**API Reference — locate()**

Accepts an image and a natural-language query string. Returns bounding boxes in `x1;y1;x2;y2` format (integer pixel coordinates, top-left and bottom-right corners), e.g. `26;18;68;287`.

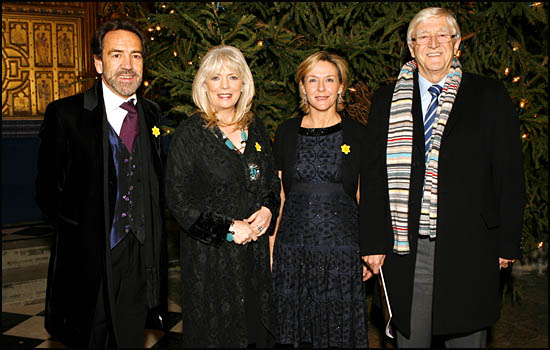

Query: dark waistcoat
108;125;146;248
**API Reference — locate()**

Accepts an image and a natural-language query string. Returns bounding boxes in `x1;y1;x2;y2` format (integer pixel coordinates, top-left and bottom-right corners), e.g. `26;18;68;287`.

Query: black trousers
89;232;148;348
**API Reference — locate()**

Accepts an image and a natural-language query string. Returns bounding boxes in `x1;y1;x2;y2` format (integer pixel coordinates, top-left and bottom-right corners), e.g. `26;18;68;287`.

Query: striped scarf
386;58;462;254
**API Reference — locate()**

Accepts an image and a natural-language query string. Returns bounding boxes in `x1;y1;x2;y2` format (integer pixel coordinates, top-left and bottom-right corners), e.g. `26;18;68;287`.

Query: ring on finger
257;225;264;232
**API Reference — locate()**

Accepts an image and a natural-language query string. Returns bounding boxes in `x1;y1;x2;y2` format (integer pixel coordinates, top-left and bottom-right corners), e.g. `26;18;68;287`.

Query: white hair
407;7;461;45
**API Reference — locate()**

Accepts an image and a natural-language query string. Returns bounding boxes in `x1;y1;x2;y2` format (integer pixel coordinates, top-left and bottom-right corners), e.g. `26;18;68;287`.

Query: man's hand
499;257;517;269
362;254;386;281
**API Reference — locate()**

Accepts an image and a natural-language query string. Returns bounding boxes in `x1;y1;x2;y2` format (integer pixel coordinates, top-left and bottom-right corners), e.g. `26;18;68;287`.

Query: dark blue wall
2;137;43;225
1;119;172;226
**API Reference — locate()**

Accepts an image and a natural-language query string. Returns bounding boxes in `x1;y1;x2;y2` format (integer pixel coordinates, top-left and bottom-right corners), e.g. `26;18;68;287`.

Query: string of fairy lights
140;2;546;252
454;2;544;142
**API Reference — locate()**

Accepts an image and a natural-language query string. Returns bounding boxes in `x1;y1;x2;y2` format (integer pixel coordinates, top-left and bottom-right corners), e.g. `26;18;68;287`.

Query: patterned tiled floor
3;271;548;349
1;299;183;348
2;223;547;348
2;223;184;348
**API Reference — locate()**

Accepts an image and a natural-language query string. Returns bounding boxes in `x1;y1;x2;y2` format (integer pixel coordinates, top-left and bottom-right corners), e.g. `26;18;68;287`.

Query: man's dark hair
91;19;147;59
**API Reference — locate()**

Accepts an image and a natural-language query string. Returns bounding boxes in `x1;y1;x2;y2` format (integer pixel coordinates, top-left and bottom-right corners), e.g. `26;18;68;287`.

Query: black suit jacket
359;72;525;336
35;81;165;346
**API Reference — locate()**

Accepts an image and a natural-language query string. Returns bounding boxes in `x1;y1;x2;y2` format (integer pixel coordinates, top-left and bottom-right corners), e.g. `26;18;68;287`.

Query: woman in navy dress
271;51;369;348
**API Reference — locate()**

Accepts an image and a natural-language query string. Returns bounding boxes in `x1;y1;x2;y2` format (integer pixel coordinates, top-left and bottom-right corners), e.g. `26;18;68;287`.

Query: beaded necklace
221;129;247;154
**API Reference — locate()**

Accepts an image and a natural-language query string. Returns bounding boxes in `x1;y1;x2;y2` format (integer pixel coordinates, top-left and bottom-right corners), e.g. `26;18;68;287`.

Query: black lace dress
272;123;368;348
165;113;280;348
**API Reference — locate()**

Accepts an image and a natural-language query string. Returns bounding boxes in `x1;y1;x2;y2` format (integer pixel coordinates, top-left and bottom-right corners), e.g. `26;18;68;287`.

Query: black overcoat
35;81;165;346
359;72;525;337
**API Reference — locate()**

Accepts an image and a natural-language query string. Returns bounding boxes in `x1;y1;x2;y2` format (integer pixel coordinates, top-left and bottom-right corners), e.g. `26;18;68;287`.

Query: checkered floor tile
1;299;183;348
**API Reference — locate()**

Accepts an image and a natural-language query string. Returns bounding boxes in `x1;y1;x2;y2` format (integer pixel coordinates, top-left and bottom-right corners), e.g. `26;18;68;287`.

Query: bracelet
226;221;235;242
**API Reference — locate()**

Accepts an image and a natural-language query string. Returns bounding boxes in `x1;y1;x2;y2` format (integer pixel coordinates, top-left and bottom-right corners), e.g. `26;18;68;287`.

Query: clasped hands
231;206;272;245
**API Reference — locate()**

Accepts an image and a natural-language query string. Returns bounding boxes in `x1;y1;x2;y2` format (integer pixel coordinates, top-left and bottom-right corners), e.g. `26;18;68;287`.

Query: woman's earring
302;93;308;106
337;92;342;104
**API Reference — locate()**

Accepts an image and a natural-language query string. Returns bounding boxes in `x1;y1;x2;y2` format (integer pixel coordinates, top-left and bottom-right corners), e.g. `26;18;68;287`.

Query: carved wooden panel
2;3;88;120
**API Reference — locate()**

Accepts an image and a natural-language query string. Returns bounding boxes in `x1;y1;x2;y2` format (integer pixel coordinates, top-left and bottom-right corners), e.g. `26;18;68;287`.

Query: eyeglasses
411;34;457;45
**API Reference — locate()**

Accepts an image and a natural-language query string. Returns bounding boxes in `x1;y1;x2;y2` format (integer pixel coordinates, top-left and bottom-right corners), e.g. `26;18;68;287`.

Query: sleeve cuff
258;191;279;235
186;211;233;247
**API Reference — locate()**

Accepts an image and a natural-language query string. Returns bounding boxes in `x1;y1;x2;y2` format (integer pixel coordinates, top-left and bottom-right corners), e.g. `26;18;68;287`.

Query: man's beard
103;68;142;97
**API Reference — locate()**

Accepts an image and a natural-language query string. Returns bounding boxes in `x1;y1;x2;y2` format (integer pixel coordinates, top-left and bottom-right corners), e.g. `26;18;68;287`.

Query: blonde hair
192;45;255;128
296;51;348;114
407;7;461;45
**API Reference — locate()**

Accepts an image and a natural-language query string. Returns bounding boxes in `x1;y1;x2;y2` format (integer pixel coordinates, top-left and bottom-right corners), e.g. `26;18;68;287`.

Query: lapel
83;82;115;237
85;80;120;345
441;72;468;139
340;116;353;182
136;96;163;177
244;118;259;158
83;81;117;187
286;116;302;175
244;120;262;192
280;116;302;192
83;81;105;161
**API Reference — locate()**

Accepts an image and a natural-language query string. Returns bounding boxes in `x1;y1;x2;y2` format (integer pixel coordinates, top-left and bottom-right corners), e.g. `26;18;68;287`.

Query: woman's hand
245;206;272;238
231;220;257;245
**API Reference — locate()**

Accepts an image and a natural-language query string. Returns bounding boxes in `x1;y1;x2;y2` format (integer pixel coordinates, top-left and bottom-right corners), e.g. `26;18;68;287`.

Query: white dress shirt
102;80;137;135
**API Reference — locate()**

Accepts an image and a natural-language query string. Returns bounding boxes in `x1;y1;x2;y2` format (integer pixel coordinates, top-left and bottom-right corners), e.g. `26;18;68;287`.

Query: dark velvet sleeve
254;119;281;235
165;120;233;247
35;102;67;225
187;211;234;246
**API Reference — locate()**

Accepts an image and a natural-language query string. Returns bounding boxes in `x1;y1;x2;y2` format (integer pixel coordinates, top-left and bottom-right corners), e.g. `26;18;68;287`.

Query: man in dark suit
360;7;525;348
36;19;165;348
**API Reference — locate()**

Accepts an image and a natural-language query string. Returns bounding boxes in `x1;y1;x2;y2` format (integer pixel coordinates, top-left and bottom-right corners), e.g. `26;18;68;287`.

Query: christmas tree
130;2;547;256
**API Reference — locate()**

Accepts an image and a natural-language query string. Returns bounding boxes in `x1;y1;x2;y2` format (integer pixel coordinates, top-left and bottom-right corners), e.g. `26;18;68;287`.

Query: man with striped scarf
359;7;525;348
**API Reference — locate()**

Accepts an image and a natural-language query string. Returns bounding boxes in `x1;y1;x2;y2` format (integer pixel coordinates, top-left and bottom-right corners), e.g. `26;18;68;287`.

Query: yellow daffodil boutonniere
152;126;160;138
255;142;262;152
341;144;350;155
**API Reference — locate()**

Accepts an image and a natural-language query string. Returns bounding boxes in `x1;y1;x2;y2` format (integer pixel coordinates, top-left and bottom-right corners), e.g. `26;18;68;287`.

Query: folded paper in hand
379;267;394;339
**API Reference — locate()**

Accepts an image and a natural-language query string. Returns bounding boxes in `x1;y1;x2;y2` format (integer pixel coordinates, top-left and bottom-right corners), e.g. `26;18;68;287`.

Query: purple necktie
119;99;140;153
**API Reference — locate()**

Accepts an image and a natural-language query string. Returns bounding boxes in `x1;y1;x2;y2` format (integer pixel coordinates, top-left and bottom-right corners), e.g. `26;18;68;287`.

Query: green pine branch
131;2;547;255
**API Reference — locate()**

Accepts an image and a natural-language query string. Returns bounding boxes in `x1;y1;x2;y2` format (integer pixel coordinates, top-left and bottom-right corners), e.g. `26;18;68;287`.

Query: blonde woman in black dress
271;51;369;348
166;45;280;348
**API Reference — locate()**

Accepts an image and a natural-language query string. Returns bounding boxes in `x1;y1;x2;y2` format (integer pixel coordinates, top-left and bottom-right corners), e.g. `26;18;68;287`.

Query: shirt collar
102;80;137;114
418;73;447;98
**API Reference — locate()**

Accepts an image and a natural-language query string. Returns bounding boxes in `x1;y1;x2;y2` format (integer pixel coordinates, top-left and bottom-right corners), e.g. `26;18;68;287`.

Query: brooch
341;144;350;154
255;142;262;152
248;163;260;181
152;126;161;137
